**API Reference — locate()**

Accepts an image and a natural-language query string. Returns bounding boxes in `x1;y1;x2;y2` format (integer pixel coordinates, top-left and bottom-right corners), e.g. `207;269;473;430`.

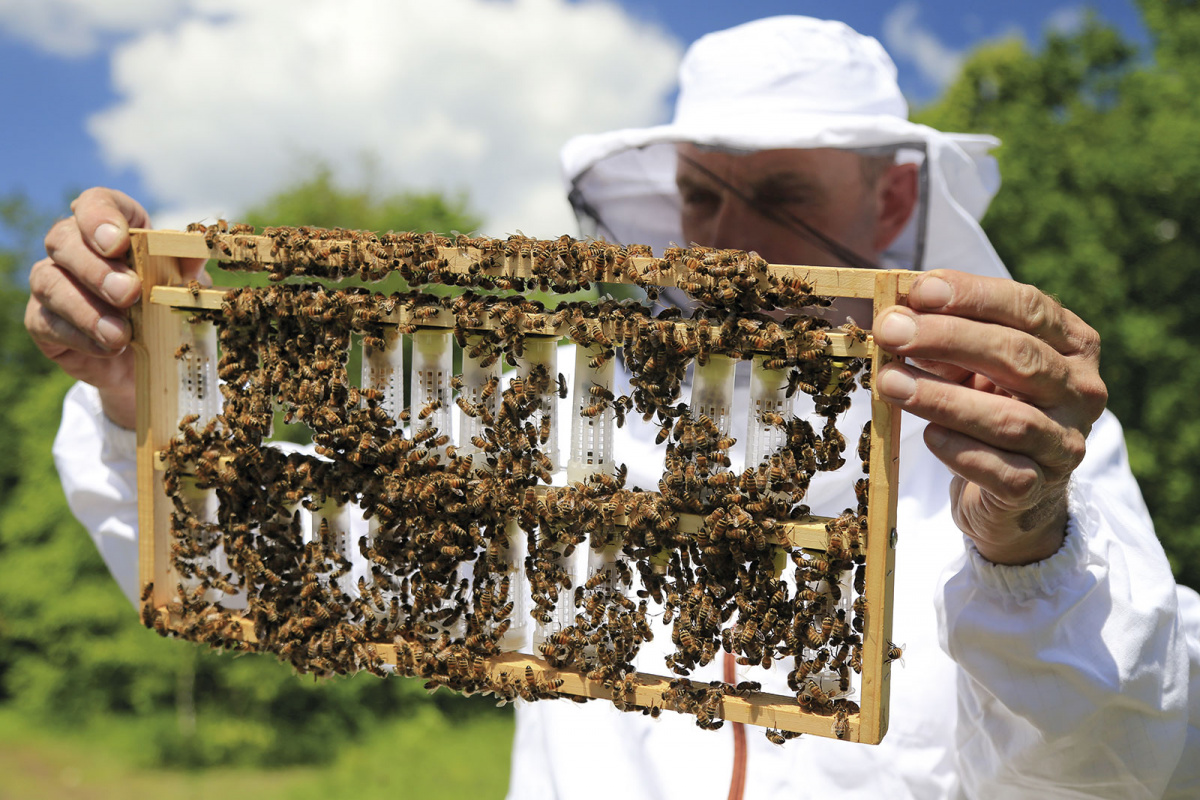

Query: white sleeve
52;382;142;609
1166;583;1200;799
936;410;1194;799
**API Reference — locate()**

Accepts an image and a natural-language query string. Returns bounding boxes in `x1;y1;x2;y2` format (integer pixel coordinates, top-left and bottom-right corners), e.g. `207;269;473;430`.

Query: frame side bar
856;270;904;744
131;232;186;610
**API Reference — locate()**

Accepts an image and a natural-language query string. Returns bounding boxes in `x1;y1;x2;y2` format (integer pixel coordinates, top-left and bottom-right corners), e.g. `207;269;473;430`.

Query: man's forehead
675;144;860;190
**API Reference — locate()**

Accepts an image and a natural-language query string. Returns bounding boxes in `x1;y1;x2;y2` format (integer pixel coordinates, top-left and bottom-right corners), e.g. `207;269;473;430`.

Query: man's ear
873;162;919;254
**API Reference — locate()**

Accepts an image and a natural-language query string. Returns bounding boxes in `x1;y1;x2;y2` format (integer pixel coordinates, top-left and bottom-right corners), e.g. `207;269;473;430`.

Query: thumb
70;188;152;258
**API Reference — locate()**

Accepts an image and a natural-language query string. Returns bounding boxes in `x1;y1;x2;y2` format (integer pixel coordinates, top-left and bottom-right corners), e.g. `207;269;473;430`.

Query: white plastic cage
745;355;794;468
411;328;454;444
177;319;220;427
690;354;736;437
458;337;502;461
568;344;616;484
362;327;405;425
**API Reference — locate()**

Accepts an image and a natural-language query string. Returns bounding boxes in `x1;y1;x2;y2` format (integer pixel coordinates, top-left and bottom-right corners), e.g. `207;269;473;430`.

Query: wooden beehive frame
130;227;915;744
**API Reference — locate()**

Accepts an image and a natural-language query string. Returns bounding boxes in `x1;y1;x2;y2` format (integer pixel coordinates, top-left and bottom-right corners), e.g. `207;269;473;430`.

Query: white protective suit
52;15;1200;800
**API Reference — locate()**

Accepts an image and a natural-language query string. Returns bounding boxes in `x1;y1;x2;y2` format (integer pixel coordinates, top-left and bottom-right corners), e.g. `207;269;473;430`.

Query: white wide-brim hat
560;16;1010;280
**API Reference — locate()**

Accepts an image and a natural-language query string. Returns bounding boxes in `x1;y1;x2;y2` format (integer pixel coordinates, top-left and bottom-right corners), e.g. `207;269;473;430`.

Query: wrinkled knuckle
75;186;108;209
1068;369;1109;420
25;302;62;344
1007;337;1045;381
23;296;43;336
27;259;60;300
1076;324;1101;359
1020;284;1050;328
1004;465;1041;506
48;309;82;342
1060;429;1088;470
43;218;74;254
1080;375;1108;417
927;385;956;419
996;411;1034;446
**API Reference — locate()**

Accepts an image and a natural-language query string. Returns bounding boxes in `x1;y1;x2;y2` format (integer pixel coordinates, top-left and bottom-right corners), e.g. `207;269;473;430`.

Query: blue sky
0;0;1147;239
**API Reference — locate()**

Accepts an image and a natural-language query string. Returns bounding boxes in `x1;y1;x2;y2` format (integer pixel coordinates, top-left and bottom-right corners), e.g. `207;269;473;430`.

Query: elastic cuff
963;479;1090;601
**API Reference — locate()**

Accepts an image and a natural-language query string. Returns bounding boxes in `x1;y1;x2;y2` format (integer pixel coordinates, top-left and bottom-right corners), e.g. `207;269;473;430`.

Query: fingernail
914;276;952;310
102;271;140;305
95;315;128;348
925;425;948;448
877;312;916;347
94;223;122;255
878;366;916;400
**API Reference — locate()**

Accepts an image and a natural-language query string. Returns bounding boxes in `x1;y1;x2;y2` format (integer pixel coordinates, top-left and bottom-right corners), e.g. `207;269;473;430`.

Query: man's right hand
24;188;207;430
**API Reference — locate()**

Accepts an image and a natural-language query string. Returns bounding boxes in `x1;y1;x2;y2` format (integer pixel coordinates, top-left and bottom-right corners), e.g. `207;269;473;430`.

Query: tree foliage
915;0;1200;586
240;163;479;235
0;175;489;767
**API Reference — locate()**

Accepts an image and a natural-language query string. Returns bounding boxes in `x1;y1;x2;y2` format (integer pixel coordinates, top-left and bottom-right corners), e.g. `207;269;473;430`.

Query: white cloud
1046;6;1086;35
86;0;682;238
882;2;965;89
0;0;191;57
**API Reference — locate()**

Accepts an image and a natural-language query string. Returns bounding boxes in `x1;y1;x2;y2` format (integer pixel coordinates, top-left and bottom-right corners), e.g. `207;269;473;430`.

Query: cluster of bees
188;219;832;311
151;223;879;739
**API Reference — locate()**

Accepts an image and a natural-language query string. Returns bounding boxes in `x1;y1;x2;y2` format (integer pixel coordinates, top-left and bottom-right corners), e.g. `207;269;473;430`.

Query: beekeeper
27;14;1200;800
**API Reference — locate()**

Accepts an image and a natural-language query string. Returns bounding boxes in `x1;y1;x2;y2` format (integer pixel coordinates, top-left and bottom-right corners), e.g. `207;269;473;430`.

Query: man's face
675;144;883;268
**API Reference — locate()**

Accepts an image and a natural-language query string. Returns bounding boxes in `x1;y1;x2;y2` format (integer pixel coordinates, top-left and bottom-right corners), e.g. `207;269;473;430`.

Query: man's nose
705;197;753;251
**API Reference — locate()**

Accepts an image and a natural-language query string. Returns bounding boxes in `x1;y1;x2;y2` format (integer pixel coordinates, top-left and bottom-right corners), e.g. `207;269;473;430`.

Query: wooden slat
152;608;859;740
131;238;186;612
145;454;840;551
677;511;833;550
134;228;918;301
447;652;858;739
855;271;904;745
150;285;872;358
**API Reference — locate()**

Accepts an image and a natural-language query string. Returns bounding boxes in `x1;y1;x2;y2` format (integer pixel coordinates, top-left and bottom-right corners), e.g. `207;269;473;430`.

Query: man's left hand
872;269;1108;565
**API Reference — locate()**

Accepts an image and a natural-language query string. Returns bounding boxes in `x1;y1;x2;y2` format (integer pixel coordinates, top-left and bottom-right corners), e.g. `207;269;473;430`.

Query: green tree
0;175;493;767
241;163;478;234
916;1;1200;586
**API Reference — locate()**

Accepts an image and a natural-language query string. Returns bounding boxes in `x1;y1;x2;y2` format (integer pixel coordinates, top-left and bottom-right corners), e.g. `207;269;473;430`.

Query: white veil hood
560;16;1010;280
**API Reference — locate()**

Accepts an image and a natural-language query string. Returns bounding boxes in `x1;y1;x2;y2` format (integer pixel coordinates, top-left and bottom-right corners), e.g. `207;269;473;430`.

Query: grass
0;703;513;800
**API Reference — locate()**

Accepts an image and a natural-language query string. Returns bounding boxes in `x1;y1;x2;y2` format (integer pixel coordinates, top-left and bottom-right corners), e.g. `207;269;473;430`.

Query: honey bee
842;320;868;344
760;411;785;427
832;708;851;740
805;679;832;710
785;372;817;398
413;305;441;322
765;729;789;745
581;402;606;418
830;610;850;642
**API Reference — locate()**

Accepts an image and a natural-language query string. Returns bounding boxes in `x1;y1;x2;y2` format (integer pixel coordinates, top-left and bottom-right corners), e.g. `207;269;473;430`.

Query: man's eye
681;189;719;209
